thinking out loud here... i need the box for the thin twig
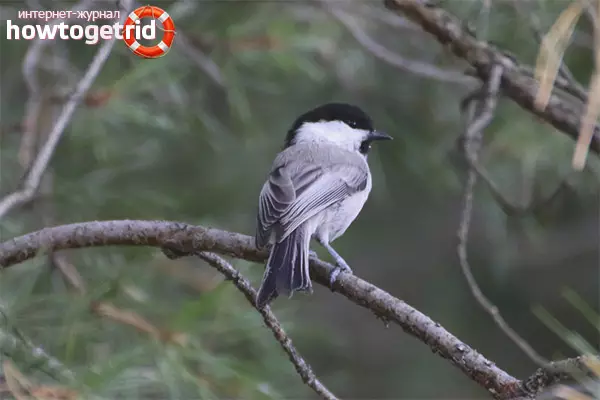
[18,79,41,169]
[34,59,86,296]
[0,321,76,384]
[176,33,225,87]
[49,253,87,295]
[91,301,188,346]
[47,244,187,346]
[326,3,474,85]
[0,2,132,221]
[194,252,338,400]
[18,0,90,168]
[476,0,492,43]
[458,63,548,367]
[459,148,569,216]
[20,0,95,117]
[130,0,225,87]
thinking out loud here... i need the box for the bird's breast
[314,176,372,243]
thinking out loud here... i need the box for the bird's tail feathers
[256,228,312,308]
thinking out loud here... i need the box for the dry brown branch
[534,2,584,113]
[384,0,600,157]
[56,264,188,345]
[90,301,188,346]
[50,252,189,348]
[0,1,132,221]
[48,247,186,345]
[572,0,600,169]
[158,257,223,292]
[458,64,548,368]
[193,252,338,400]
[0,220,525,399]
[509,0,586,101]
[553,386,593,400]
[3,360,77,400]
[4,360,32,400]
[49,252,87,295]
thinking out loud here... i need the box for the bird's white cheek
[295,121,368,152]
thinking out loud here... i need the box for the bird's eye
[359,140,371,154]
[348,121,357,128]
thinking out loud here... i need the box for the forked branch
[0,220,536,399]
[384,0,600,155]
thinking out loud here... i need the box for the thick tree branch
[0,220,522,398]
[384,0,600,156]
[0,221,592,398]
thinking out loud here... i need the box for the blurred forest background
[0,0,599,398]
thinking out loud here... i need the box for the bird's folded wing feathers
[256,160,368,247]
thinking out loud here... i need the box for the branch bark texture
[384,0,600,155]
[0,220,525,398]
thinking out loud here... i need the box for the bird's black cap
[285,103,374,147]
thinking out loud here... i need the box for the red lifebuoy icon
[123,6,175,59]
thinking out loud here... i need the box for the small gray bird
[255,103,392,308]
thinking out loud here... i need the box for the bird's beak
[368,131,393,141]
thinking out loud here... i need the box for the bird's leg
[320,242,353,273]
[318,240,353,285]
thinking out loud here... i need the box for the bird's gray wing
[256,160,368,248]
